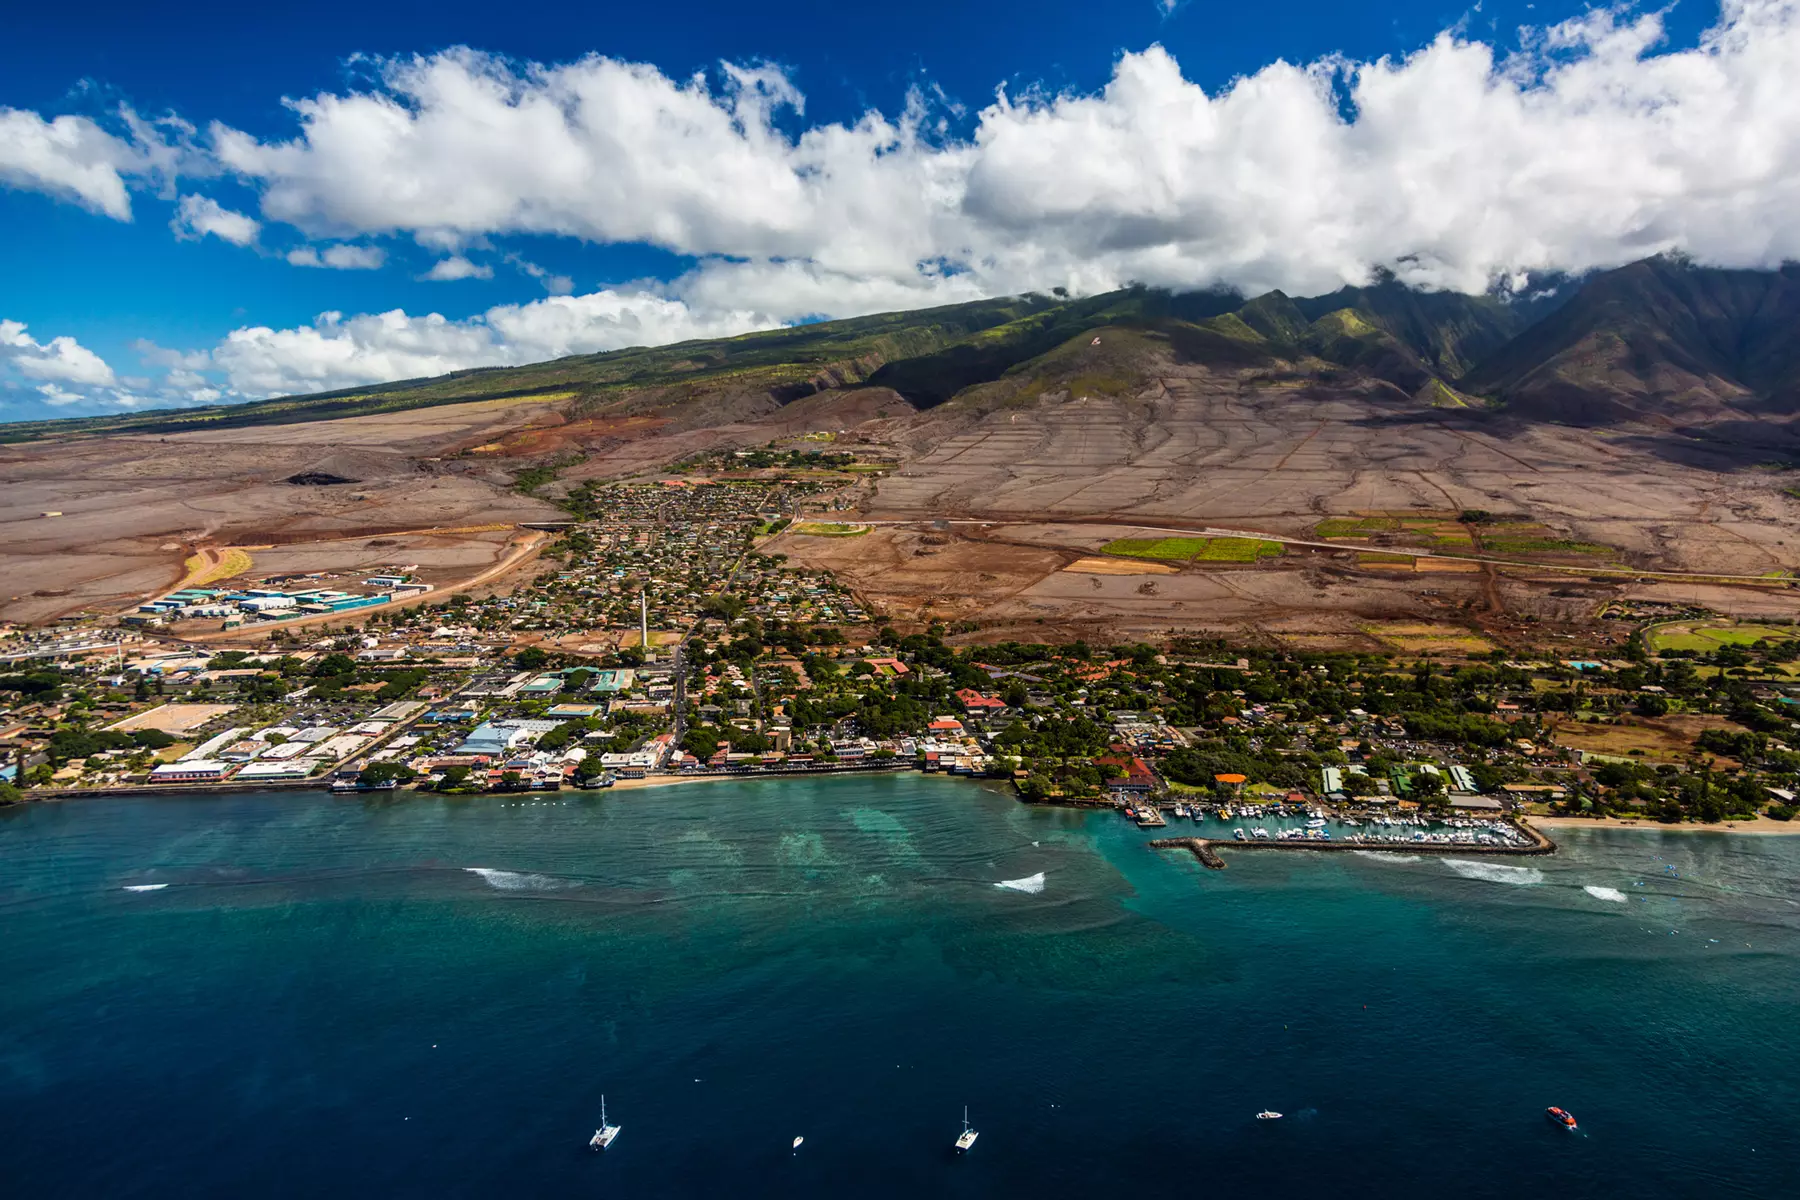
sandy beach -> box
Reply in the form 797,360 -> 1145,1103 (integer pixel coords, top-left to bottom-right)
1528,814 -> 1800,836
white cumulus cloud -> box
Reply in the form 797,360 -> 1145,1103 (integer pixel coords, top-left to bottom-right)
0,109 -> 141,219
208,286 -> 767,397
171,193 -> 260,245
1,319 -> 118,387
0,106 -> 193,221
422,254 -> 493,280
204,2 -> 1800,300
286,243 -> 387,269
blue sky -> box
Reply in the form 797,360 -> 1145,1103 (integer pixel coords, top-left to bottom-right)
0,0 -> 1766,421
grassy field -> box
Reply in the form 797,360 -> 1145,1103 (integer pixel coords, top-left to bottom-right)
791,522 -> 871,537
1366,622 -> 1495,654
1646,621 -> 1799,653
1546,717 -> 1698,763
1103,536 -> 1282,563
180,549 -> 254,588
1314,515 -> 1444,537
1196,537 -> 1284,562
1103,536 -> 1210,561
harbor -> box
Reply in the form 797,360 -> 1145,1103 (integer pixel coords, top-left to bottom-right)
1151,817 -> 1555,869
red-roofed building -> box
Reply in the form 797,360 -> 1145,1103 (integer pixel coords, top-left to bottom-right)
928,716 -> 965,734
1093,754 -> 1158,797
954,688 -> 1007,714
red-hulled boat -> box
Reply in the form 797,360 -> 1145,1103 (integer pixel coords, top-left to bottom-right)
1546,1106 -> 1577,1131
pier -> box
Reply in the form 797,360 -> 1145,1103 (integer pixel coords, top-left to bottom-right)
1151,822 -> 1556,870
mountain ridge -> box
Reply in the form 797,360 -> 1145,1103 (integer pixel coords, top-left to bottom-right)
8,256 -> 1800,445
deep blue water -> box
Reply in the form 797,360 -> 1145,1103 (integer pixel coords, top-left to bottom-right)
3,777 -> 1797,1198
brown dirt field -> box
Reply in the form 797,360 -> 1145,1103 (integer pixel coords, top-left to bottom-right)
1063,557 -> 1180,575
105,703 -> 238,733
1546,713 -> 1751,763
764,524 -> 1067,622
0,397 -> 566,622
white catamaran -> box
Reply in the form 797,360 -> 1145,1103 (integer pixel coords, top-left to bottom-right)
589,1096 -> 621,1150
955,1106 -> 979,1153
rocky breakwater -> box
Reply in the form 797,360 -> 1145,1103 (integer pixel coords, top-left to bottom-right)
1151,823 -> 1556,870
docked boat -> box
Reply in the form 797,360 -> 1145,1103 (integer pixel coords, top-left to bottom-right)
1256,1110 -> 1282,1120
1233,828 -> 1247,841
589,1095 -> 621,1150
1304,819 -> 1327,829
955,1106 -> 979,1153
1546,1106 -> 1577,1131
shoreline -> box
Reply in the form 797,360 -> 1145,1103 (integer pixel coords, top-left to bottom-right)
19,775 -> 1800,839
1526,814 -> 1800,836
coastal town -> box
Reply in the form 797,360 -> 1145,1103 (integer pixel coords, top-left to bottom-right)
5,454 -> 1800,843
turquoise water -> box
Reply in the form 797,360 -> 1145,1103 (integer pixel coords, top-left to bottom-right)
3,776 -> 1797,1197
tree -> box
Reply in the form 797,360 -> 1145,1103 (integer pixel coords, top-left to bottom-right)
311,653 -> 357,678
436,765 -> 473,791
0,781 -> 22,806
359,761 -> 416,786
514,647 -> 549,671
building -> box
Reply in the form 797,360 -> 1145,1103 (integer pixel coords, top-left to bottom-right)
1094,755 -> 1157,797
954,688 -> 1007,716
150,760 -> 232,783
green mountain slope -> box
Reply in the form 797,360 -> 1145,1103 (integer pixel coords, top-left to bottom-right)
19,256 -> 1800,447
1460,258 -> 1800,422
0,294 -> 1064,443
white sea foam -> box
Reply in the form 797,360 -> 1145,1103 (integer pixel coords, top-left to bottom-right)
1583,885 -> 1628,903
122,883 -> 168,892
1442,859 -> 1543,886
995,872 -> 1046,894
1352,851 -> 1422,864
464,867 -> 577,892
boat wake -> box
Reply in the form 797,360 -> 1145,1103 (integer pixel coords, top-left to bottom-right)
995,872 -> 1046,894
121,883 -> 169,892
1351,851 -> 1422,864
1583,885 -> 1628,903
1442,859 -> 1543,886
464,868 -> 579,892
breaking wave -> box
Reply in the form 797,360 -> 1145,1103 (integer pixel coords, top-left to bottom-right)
1583,885 -> 1628,903
122,883 -> 168,892
1442,859 -> 1543,886
1352,851 -> 1422,863
995,872 -> 1046,894
464,868 -> 579,892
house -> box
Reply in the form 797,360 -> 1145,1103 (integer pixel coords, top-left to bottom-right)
1094,755 -> 1157,797
954,688 -> 1007,716
927,716 -> 965,735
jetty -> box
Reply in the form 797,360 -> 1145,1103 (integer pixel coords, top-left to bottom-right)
1151,822 -> 1555,870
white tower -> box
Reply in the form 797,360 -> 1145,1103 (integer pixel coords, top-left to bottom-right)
640,588 -> 649,650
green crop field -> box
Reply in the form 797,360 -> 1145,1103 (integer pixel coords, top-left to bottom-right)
1195,537 -> 1284,562
1482,537 -> 1614,556
1103,537 -> 1210,561
792,522 -> 871,537
1103,536 -> 1281,563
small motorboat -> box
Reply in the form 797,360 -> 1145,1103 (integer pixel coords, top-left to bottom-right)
1256,1110 -> 1282,1120
1546,1106 -> 1577,1131
792,1136 -> 805,1151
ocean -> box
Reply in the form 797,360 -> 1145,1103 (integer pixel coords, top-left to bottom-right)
2,775 -> 1796,1198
